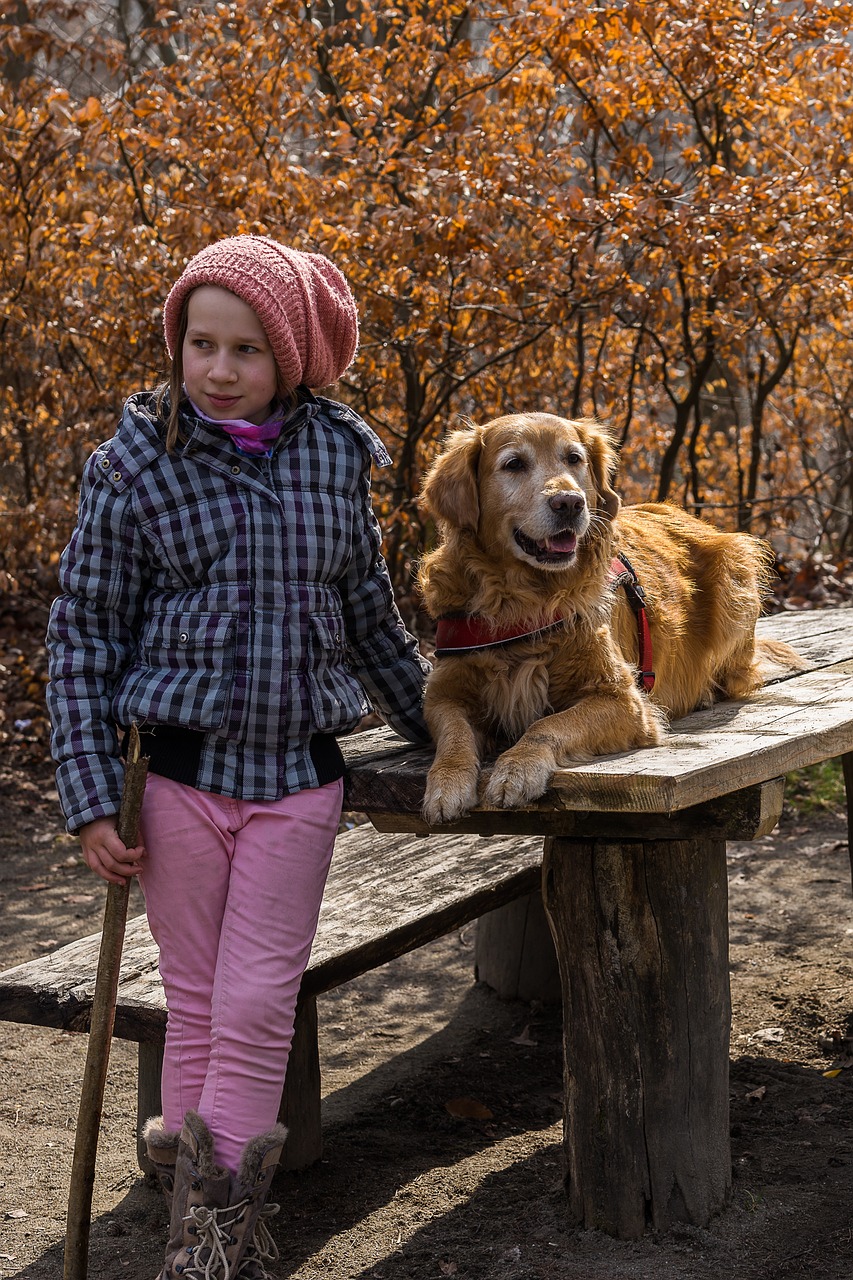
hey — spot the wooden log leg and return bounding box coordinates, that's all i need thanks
[475,891,561,1003]
[276,994,322,1172]
[136,1041,164,1178]
[841,753,853,897]
[542,836,731,1238]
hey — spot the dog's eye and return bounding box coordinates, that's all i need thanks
[502,455,526,472]
[566,451,584,466]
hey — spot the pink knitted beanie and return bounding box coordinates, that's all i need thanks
[163,235,359,389]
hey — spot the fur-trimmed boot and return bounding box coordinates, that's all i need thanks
[155,1110,232,1279]
[141,1115,181,1213]
[226,1125,288,1279]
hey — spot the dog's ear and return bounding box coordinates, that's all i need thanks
[583,422,621,518]
[420,427,482,531]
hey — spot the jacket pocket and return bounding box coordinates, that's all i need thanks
[306,614,368,732]
[112,612,236,733]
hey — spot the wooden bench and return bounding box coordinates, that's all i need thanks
[338,607,853,1239]
[0,822,547,1172]
[2,607,851,1239]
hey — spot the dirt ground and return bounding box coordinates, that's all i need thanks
[1,756,852,1280]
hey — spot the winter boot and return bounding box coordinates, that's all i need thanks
[225,1124,288,1279]
[141,1115,181,1214]
[155,1109,233,1279]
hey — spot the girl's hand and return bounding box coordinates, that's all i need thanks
[78,817,146,885]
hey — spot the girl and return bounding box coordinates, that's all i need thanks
[46,236,430,1279]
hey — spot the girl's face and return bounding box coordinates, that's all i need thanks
[182,286,278,425]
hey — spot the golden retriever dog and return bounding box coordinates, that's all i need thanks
[417,412,801,825]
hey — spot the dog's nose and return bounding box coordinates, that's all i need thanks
[547,491,585,515]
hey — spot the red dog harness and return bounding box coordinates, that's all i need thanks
[433,554,655,692]
[608,554,655,691]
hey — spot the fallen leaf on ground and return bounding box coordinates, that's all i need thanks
[445,1097,493,1120]
[746,1085,767,1102]
[511,1025,537,1046]
[817,1032,853,1057]
[751,1027,785,1043]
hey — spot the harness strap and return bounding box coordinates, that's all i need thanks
[609,554,655,691]
[434,614,565,657]
[433,557,655,694]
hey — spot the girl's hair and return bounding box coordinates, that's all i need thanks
[156,291,296,451]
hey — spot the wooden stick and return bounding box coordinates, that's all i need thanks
[63,725,149,1280]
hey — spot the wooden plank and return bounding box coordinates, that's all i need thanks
[302,829,543,996]
[542,661,853,813]
[365,778,784,838]
[756,606,853,660]
[0,827,545,1041]
[342,635,853,822]
[342,608,853,818]
[0,914,157,1033]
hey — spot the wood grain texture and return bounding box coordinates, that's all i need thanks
[0,826,545,1040]
[277,995,322,1170]
[342,608,853,823]
[364,777,784,838]
[475,891,561,1003]
[543,835,732,1238]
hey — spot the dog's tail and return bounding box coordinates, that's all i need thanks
[756,636,809,673]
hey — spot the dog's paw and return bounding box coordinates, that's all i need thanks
[483,751,552,809]
[422,766,479,825]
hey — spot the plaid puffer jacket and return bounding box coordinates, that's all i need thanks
[46,390,430,833]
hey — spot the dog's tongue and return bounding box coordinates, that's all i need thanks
[545,532,577,555]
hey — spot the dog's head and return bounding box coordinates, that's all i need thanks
[421,413,621,573]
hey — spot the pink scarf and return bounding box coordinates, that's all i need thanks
[188,398,285,456]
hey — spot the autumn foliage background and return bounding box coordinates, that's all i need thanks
[2,0,853,753]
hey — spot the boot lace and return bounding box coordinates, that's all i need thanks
[233,1201,280,1279]
[178,1202,233,1279]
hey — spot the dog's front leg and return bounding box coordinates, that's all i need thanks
[483,687,664,810]
[422,695,484,825]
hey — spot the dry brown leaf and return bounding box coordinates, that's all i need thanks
[444,1097,493,1120]
[511,1025,537,1047]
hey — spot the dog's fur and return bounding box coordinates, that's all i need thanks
[417,412,802,825]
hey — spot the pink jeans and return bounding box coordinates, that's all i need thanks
[138,772,343,1172]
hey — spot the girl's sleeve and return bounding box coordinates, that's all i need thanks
[46,454,148,832]
[340,474,432,745]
